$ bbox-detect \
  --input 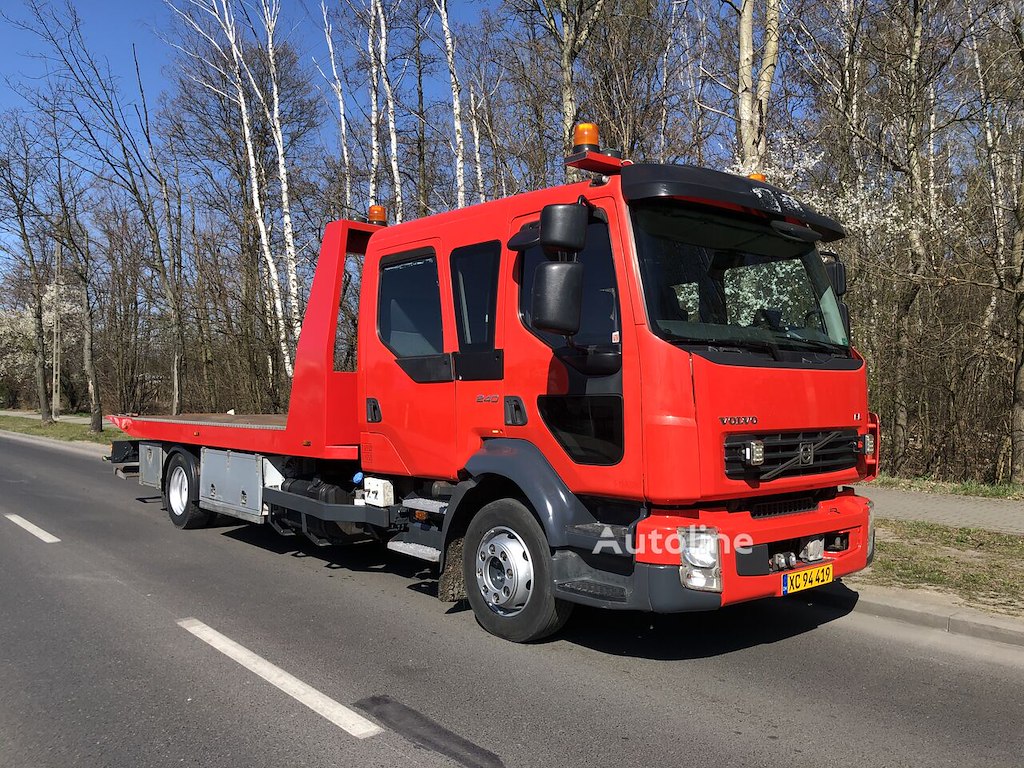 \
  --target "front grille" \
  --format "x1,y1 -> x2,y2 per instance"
724,428 -> 859,480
